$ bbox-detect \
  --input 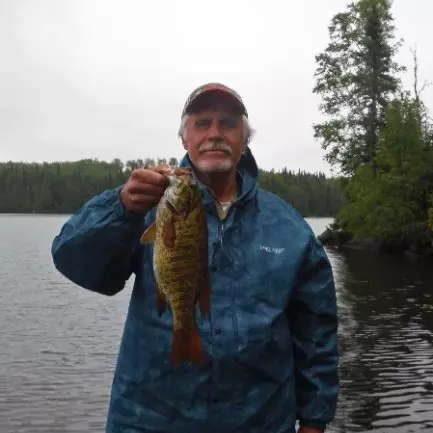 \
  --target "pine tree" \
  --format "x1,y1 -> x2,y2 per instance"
313,0 -> 405,176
